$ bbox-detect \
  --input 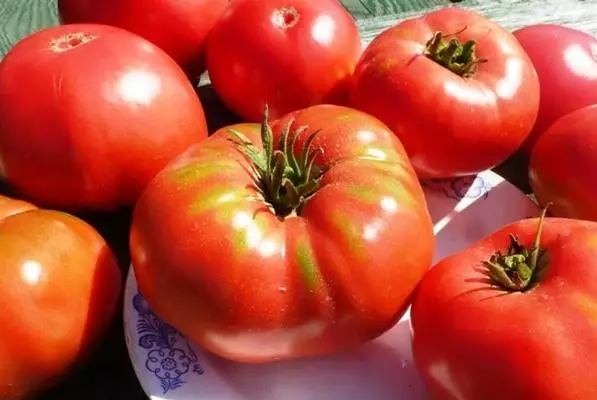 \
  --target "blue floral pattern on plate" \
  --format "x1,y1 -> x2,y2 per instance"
422,175 -> 492,200
133,293 -> 205,394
